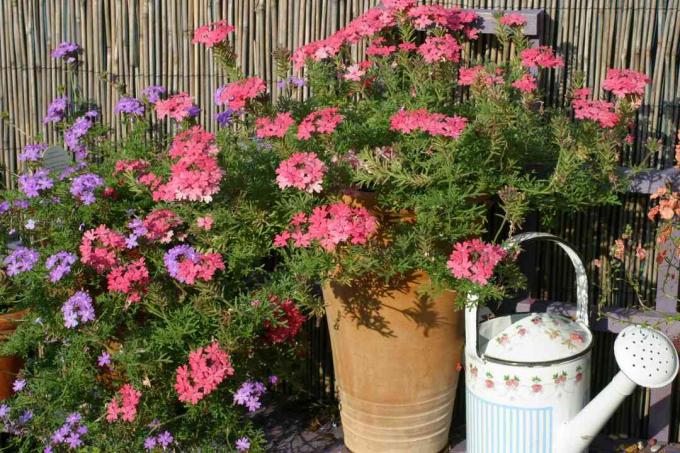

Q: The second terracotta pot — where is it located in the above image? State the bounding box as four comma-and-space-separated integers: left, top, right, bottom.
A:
323, 272, 464, 453
0, 310, 26, 400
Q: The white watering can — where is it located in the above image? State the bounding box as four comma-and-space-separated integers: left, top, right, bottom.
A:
464, 232, 679, 453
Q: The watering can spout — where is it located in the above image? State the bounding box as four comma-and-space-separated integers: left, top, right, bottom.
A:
555, 372, 636, 453
557, 325, 679, 453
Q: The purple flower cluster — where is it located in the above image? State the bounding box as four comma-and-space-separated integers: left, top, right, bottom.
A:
163, 245, 198, 282
51, 42, 82, 64
0, 201, 9, 215
276, 76, 306, 89
215, 109, 233, 127
115, 97, 145, 116
45, 251, 77, 283
19, 143, 48, 162
125, 218, 148, 249
0, 405, 33, 436
44, 97, 69, 123
233, 380, 265, 412
143, 430, 174, 451
61, 291, 95, 328
70, 173, 104, 205
48, 412, 88, 450
14, 200, 29, 210
142, 85, 166, 104
3, 247, 40, 276
18, 168, 54, 198
235, 437, 251, 452
64, 111, 98, 160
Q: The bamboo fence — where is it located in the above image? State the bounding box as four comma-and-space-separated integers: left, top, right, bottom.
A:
0, 0, 679, 442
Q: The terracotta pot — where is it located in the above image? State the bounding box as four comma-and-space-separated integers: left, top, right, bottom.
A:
0, 310, 27, 400
323, 272, 464, 453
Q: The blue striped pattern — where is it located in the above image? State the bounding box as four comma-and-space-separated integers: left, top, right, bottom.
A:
466, 390, 553, 453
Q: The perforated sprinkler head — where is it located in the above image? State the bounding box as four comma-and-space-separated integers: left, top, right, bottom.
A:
614, 325, 679, 388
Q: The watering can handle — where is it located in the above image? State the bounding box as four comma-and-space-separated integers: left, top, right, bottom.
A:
465, 232, 589, 360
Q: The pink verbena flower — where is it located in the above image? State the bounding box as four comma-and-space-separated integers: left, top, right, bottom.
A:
107, 258, 150, 303
113, 159, 150, 175
512, 74, 537, 93
196, 215, 214, 231
458, 66, 486, 86
79, 225, 126, 273
343, 63, 367, 81
601, 68, 650, 98
572, 98, 619, 128
169, 126, 219, 159
142, 209, 183, 243
499, 13, 527, 27
255, 112, 295, 139
155, 93, 196, 122
381, 0, 416, 11
264, 296, 305, 344
447, 239, 506, 285
275, 152, 327, 193
215, 77, 267, 111
418, 35, 462, 63
519, 46, 564, 69
275, 202, 378, 252
296, 108, 344, 140
192, 20, 235, 48
175, 342, 234, 405
106, 384, 141, 423
366, 37, 397, 57
390, 109, 467, 138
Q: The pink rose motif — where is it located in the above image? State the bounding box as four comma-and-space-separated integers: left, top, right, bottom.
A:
504, 376, 520, 389
553, 372, 567, 385
517, 326, 528, 336
575, 372, 583, 383
570, 332, 584, 343
496, 333, 510, 345
470, 366, 478, 378
485, 379, 494, 389
531, 383, 543, 393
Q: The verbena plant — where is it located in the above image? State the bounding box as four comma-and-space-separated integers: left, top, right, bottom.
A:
0, 1, 650, 451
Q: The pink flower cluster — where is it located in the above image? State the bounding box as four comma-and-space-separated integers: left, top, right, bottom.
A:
163, 245, 225, 285
499, 13, 527, 27
107, 258, 150, 303
175, 342, 234, 405
390, 109, 468, 138
264, 297, 306, 344
366, 37, 397, 58
215, 77, 267, 111
447, 239, 507, 285
407, 5, 479, 38
142, 209, 183, 243
519, 46, 564, 69
602, 68, 650, 98
512, 74, 538, 93
274, 202, 378, 252
255, 112, 295, 139
418, 35, 462, 63
155, 93, 196, 122
152, 126, 224, 203
458, 66, 498, 86
571, 89, 619, 128
79, 225, 126, 273
296, 107, 344, 140
113, 159, 150, 175
192, 20, 235, 48
275, 152, 327, 193
106, 384, 142, 423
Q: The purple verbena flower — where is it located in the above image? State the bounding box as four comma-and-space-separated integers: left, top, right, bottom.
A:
97, 351, 111, 368
268, 375, 279, 385
19, 143, 48, 162
61, 291, 95, 328
51, 42, 82, 64
70, 173, 104, 205
51, 412, 87, 450
0, 201, 9, 215
64, 113, 97, 156
163, 245, 199, 283
144, 436, 157, 451
45, 251, 77, 283
24, 219, 36, 230
0, 404, 9, 419
115, 97, 145, 116
288, 76, 306, 87
44, 97, 69, 123
233, 380, 265, 412
215, 109, 233, 127
18, 410, 32, 424
187, 105, 201, 118
4, 247, 39, 276
157, 431, 174, 448
11, 379, 26, 393
18, 168, 54, 198
235, 437, 251, 452
143, 85, 166, 104
66, 412, 81, 425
